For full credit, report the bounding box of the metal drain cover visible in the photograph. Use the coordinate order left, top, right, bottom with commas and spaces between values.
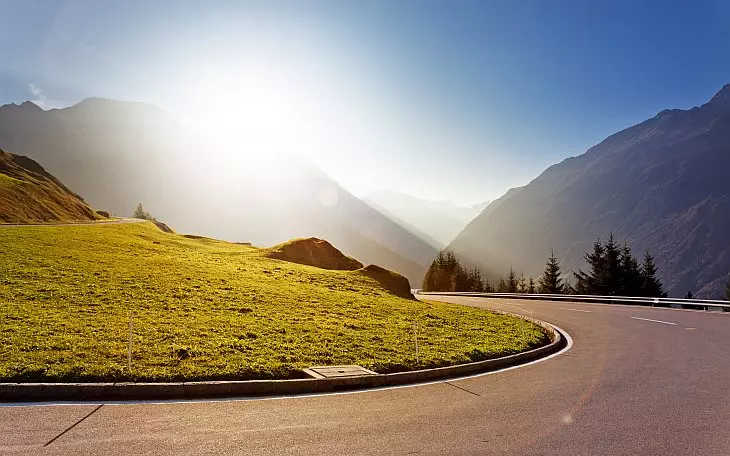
303, 365, 378, 379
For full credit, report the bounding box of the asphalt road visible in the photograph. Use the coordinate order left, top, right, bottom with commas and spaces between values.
0, 218, 144, 228
2, 297, 729, 455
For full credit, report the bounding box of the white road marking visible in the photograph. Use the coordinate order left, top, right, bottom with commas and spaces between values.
630, 316, 677, 326
559, 307, 592, 313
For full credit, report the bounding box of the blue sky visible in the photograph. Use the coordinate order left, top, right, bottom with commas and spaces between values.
2, 0, 730, 204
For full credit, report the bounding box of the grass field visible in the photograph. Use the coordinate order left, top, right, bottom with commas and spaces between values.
0, 222, 549, 382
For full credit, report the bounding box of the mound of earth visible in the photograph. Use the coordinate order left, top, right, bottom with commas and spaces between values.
0, 149, 98, 223
266, 237, 364, 270
359, 264, 415, 300
152, 221, 174, 233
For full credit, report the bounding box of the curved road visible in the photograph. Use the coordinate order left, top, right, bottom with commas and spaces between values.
0, 218, 145, 228
2, 297, 729, 455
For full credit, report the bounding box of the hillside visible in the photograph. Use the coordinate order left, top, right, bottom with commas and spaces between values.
365, 189, 489, 247
449, 84, 730, 298
0, 222, 546, 382
0, 99, 436, 285
0, 149, 99, 223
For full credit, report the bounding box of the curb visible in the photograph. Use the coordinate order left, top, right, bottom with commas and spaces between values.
0, 316, 565, 403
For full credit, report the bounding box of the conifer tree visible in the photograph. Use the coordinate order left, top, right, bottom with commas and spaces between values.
640, 251, 666, 298
422, 258, 438, 292
603, 234, 622, 295
528, 277, 536, 294
133, 203, 147, 219
619, 242, 642, 296
483, 279, 494, 293
538, 250, 564, 294
574, 239, 606, 294
517, 273, 527, 293
497, 277, 507, 292
726, 275, 730, 301
467, 267, 485, 292
506, 268, 518, 293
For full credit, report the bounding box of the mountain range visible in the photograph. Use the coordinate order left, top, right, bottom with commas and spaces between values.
364, 190, 489, 248
0, 99, 436, 285
450, 84, 730, 299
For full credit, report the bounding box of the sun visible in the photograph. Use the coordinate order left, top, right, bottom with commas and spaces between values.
183, 63, 331, 167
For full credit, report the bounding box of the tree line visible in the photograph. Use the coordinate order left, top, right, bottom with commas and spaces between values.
422, 235, 668, 298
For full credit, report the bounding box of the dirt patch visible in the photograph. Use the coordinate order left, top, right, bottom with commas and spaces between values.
266, 238, 363, 270
359, 264, 415, 300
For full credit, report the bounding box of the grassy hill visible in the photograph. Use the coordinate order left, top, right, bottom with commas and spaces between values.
0, 149, 100, 224
0, 222, 548, 382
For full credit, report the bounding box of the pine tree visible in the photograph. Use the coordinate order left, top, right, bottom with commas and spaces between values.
452, 263, 471, 292
496, 277, 507, 292
603, 234, 622, 295
619, 242, 642, 296
640, 251, 666, 298
527, 277, 536, 294
538, 250, 564, 294
434, 251, 452, 291
133, 203, 147, 219
483, 278, 494, 293
506, 268, 518, 293
726, 275, 730, 301
467, 267, 485, 292
574, 239, 606, 294
422, 258, 438, 292
563, 277, 576, 295
517, 273, 527, 293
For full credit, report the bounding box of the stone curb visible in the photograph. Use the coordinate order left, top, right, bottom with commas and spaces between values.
0, 316, 565, 402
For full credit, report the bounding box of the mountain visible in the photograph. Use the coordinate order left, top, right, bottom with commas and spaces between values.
365, 189, 489, 247
0, 99, 436, 285
450, 84, 730, 299
0, 149, 99, 223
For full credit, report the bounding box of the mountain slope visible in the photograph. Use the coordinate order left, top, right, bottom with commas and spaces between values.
0, 99, 435, 284
0, 149, 99, 223
450, 84, 730, 298
365, 190, 489, 247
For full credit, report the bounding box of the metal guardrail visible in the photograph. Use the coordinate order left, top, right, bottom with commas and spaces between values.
417, 291, 730, 311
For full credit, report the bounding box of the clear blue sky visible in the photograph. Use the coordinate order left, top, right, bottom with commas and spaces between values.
2, 0, 730, 204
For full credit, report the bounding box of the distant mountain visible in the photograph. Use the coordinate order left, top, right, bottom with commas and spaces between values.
450, 84, 730, 299
365, 189, 489, 247
0, 148, 99, 223
0, 99, 436, 285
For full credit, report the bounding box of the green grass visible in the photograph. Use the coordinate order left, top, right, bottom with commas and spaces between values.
0, 222, 549, 382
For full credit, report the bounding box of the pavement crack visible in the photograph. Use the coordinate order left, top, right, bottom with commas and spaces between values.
44, 404, 104, 447
444, 381, 481, 397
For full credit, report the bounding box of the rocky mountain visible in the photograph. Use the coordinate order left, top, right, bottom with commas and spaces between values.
0, 99, 436, 285
0, 148, 99, 223
365, 189, 489, 248
449, 84, 730, 299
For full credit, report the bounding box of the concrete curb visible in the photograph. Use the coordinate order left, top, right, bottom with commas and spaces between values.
0, 316, 565, 403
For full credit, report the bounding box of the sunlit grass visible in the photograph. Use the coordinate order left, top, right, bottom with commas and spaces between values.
0, 222, 549, 382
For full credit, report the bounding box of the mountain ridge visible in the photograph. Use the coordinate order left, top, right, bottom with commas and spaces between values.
449, 84, 730, 298
0, 98, 435, 285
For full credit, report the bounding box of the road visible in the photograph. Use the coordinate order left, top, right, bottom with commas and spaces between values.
0, 218, 145, 228
1, 297, 729, 455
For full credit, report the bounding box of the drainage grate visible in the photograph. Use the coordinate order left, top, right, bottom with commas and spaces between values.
302, 365, 378, 379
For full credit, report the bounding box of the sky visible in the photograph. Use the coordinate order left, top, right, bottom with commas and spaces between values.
2, 0, 730, 205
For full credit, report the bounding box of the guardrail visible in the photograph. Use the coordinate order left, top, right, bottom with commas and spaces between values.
417, 291, 730, 312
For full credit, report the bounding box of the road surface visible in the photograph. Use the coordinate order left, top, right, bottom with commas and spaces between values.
0, 218, 145, 228
1, 297, 729, 455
